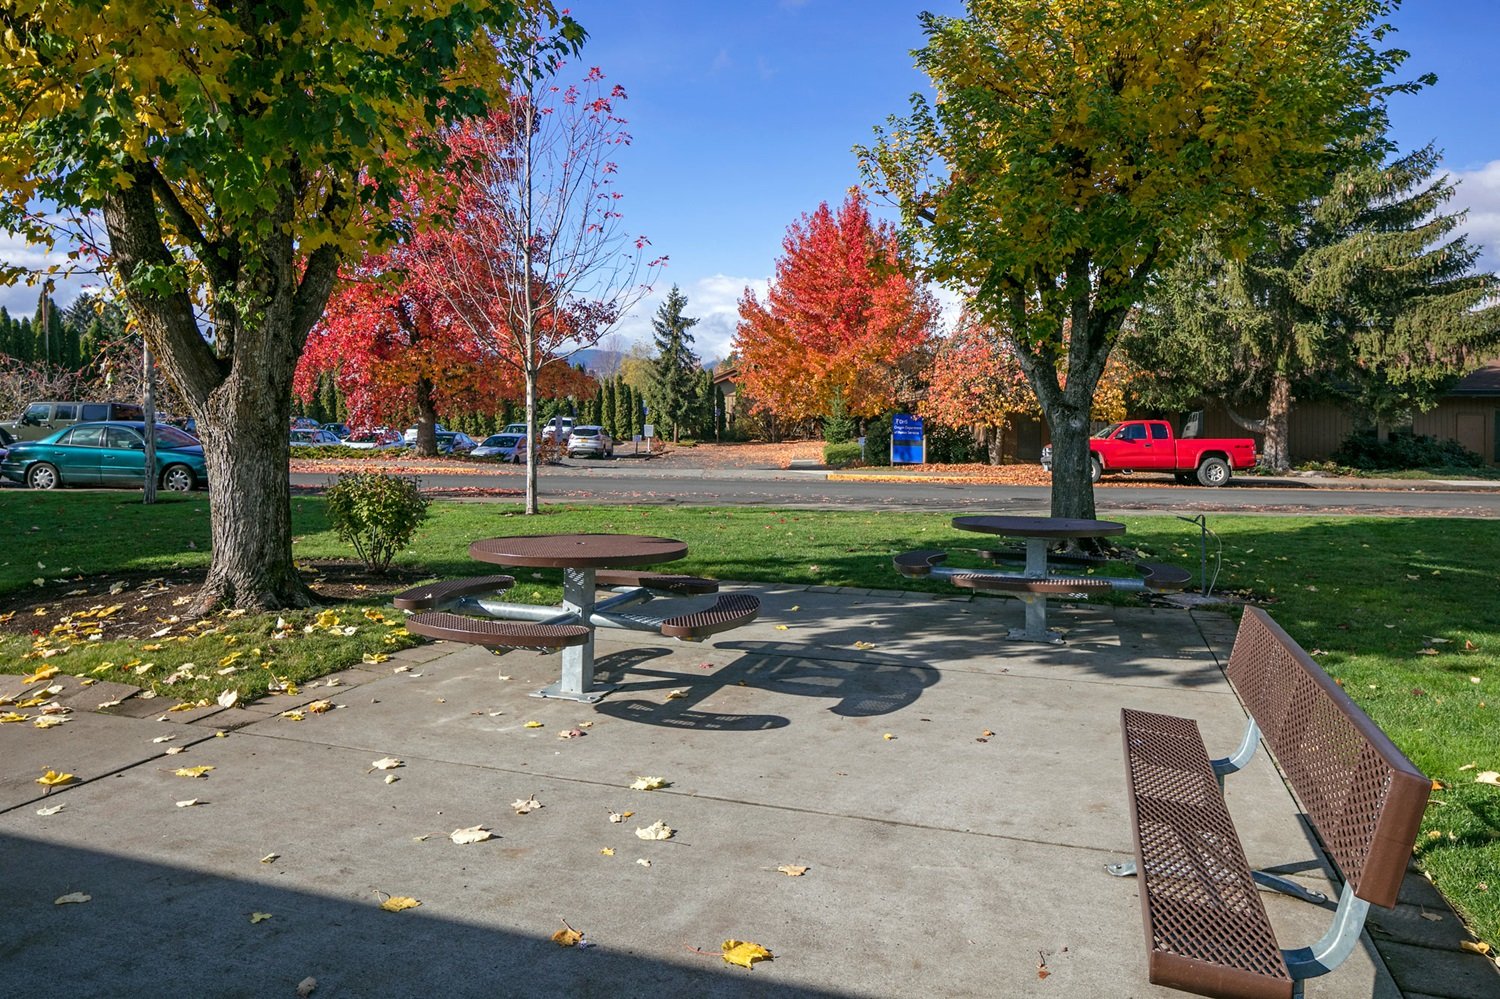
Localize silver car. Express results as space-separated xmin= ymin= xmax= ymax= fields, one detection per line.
xmin=566 ymin=425 xmax=614 ymax=459
xmin=472 ymin=433 xmax=527 ymax=463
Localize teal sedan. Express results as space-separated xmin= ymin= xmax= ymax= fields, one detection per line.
xmin=0 ymin=421 xmax=208 ymax=492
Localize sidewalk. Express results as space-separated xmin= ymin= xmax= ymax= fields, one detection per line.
xmin=2 ymin=586 xmax=1492 ymax=997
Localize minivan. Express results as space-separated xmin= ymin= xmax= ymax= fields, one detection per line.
xmin=1 ymin=401 xmax=146 ymax=442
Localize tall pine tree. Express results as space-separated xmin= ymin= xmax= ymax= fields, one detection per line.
xmin=1129 ymin=141 xmax=1500 ymax=470
xmin=648 ymin=285 xmax=700 ymax=443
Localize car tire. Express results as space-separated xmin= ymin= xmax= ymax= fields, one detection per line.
xmin=26 ymin=462 xmax=60 ymax=490
xmin=1089 ymin=456 xmax=1103 ymax=483
xmin=161 ymin=464 xmax=196 ymax=492
xmin=1196 ymin=456 xmax=1231 ymax=487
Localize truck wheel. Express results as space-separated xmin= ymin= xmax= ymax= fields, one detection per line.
xmin=1089 ymin=456 xmax=1102 ymax=483
xmin=1197 ymin=457 xmax=1231 ymax=487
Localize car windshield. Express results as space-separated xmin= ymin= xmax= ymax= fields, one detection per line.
xmin=1092 ymin=424 xmax=1120 ymax=439
xmin=154 ymin=426 xmax=200 ymax=449
xmin=489 ymin=435 xmax=521 ymax=447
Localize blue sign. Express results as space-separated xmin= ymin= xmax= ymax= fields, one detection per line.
xmin=891 ymin=414 xmax=925 ymax=464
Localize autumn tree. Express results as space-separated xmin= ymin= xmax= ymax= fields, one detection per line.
xmin=734 ymin=188 xmax=938 ymax=426
xmin=860 ymin=0 xmax=1416 ymax=519
xmin=410 ymin=52 xmax=661 ymax=514
xmin=648 ymin=285 xmax=701 ymax=443
xmin=0 ymin=1 xmax=580 ymax=609
xmin=923 ymin=311 xmax=1127 ymax=464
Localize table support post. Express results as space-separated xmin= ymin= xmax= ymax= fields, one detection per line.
xmin=1006 ymin=538 xmax=1062 ymax=642
xmin=534 ymin=567 xmax=616 ymax=703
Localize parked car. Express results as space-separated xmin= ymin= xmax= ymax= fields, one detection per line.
xmin=322 ymin=423 xmax=352 ymax=439
xmin=290 ymin=428 xmax=343 ymax=447
xmin=1040 ymin=419 xmax=1257 ymax=487
xmin=435 ymin=431 xmax=478 ymax=455
xmin=1 ymin=401 xmax=146 ymax=443
xmin=471 ymin=433 xmax=527 ymax=462
xmin=402 ymin=424 xmax=448 ymax=444
xmin=290 ymin=416 xmax=322 ymax=431
xmin=501 ymin=422 xmax=529 ymax=436
xmin=566 ymin=424 xmax=614 ymax=459
xmin=0 ymin=424 xmax=14 ymax=464
xmin=343 ymin=428 xmax=404 ymax=450
xmin=1 ymin=421 xmax=207 ymax=491
xmin=540 ymin=416 xmax=575 ymax=442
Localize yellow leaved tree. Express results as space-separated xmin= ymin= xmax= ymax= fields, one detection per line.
xmin=0 ymin=1 xmax=581 ymax=610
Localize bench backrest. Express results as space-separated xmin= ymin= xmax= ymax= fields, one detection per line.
xmin=1225 ymin=607 xmax=1431 ymax=909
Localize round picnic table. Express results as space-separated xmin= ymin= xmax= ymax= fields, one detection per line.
xmin=468 ymin=533 xmax=690 ymax=703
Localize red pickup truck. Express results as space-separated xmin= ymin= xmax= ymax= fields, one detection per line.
xmin=1041 ymin=420 xmax=1257 ymax=486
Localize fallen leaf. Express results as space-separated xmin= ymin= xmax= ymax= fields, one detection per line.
xmin=282 ymin=710 xmax=305 ymax=722
xmin=635 ymin=820 xmax=674 ymax=841
xmin=557 ymin=728 xmax=585 ymax=739
xmin=721 ymin=940 xmax=772 ymax=969
xmin=378 ymin=895 xmax=421 ymax=913
xmin=608 ymin=809 xmax=634 ymax=823
xmin=774 ymin=624 xmax=789 ymax=631
xmin=636 ymin=858 xmax=652 ymax=868
xmin=512 ymin=794 xmax=543 ymax=814
xmin=216 ymin=689 xmax=240 ymax=708
xmin=600 ymin=847 xmax=615 ymax=856
xmin=883 ymin=733 xmax=895 ymax=741
xmin=450 ymin=825 xmax=493 ymax=845
xmin=370 ymin=757 xmax=403 ymax=771
xmin=307 ymin=700 xmax=333 ymax=714
xmin=665 ymin=689 xmax=688 ymax=700
xmin=1460 ymin=763 xmax=1477 ymax=771
xmin=152 ymin=735 xmax=176 ymax=744
xmin=36 ymin=770 xmax=76 ymax=788
xmin=776 ymin=865 xmax=809 ymax=877
xmin=36 ymin=804 xmax=65 ymax=816
xmin=1420 ymin=912 xmax=1443 ymax=922
xmin=54 ymin=892 xmax=91 ymax=905
xmin=260 ymin=853 xmax=279 ymax=864
xmin=296 ymin=977 xmax=317 ymax=998
xmin=852 ymin=641 xmax=876 ymax=650
xmin=174 ymin=766 xmax=214 ymax=778
xmin=1433 ymin=779 xmax=1445 ymax=791
xmin=175 ymin=799 xmax=201 ymax=808
xmin=1460 ymin=940 xmax=1491 ymax=955
xmin=981 ymin=729 xmax=995 ymax=737
xmin=630 ymin=776 xmax=668 ymax=791
xmin=384 ymin=774 xmax=399 ymax=784
xmin=0 ymin=712 xmax=28 ymax=723
xmin=250 ymin=912 xmax=273 ymax=923
xmin=1476 ymin=771 xmax=1500 ymax=787
xmin=164 ymin=746 xmax=185 ymax=755
xmin=552 ymin=924 xmax=583 ymax=947
xmin=523 ymin=720 xmax=544 ymax=728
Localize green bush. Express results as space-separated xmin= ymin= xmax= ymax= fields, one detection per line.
xmin=823 ymin=442 xmax=864 ymax=468
xmin=324 ymin=472 xmax=430 ymax=572
xmin=925 ymin=423 xmax=979 ymax=463
xmin=291 ymin=445 xmax=398 ymax=460
xmin=823 ymin=391 xmax=856 ymax=444
xmin=1330 ymin=431 xmax=1482 ymax=470
xmin=863 ymin=414 xmax=893 ymax=466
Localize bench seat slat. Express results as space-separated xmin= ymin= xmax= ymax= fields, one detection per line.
xmin=1122 ymin=707 xmax=1293 ymax=999
xmin=392 ymin=575 xmax=515 ymax=611
xmin=405 ymin=612 xmax=589 ymax=650
xmin=1137 ymin=562 xmax=1194 ymax=592
xmin=952 ymin=574 xmax=1115 ymax=594
xmin=659 ymin=594 xmax=760 ymax=640
xmin=892 ymin=549 xmax=947 ymax=578
xmin=594 ymin=570 xmax=719 ymax=594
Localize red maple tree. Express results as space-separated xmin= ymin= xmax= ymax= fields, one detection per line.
xmin=733 ymin=189 xmax=937 ymax=424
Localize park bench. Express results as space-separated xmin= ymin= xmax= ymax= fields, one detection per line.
xmin=1111 ymin=607 xmax=1430 ymax=999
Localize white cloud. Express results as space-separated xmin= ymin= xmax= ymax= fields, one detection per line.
xmin=0 ymin=229 xmax=98 ymax=317
xmin=613 ymin=273 xmax=770 ymax=364
xmin=1450 ymin=159 xmax=1500 ymax=277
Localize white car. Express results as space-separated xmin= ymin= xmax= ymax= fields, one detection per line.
xmin=540 ymin=416 xmax=575 ymax=441
xmin=566 ymin=425 xmax=614 ymax=459
xmin=290 ymin=428 xmax=342 ymax=447
xmin=471 ymin=433 xmax=527 ymax=462
xmin=344 ymin=429 xmax=404 ymax=450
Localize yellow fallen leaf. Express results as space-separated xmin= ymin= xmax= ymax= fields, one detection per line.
xmin=175 ymin=799 xmax=201 ymax=808
xmin=787 ymin=605 xmax=800 ymax=612
xmin=600 ymin=847 xmax=615 ymax=856
xmin=260 ymin=853 xmax=279 ymax=864
xmin=307 ymin=700 xmax=333 ymax=714
xmin=511 ymin=794 xmax=543 ymax=814
xmin=55 ymin=892 xmax=91 ymax=905
xmin=450 ymin=825 xmax=493 ymax=844
xmin=379 ymin=895 xmax=421 ymax=913
xmin=216 ymin=689 xmax=239 ymax=709
xmin=22 ymin=664 xmax=59 ymax=684
xmin=174 ymin=766 xmax=214 ymax=778
xmin=776 ymin=864 xmax=809 ymax=877
xmin=608 ymin=810 xmax=634 ymax=823
xmin=552 ymin=925 xmax=582 ymax=947
xmin=315 ymin=610 xmax=340 ymax=629
xmin=721 ymin=940 xmax=772 ymax=969
xmin=36 ymin=804 xmax=65 ymax=816
xmin=1460 ymin=763 xmax=1477 ymax=771
xmin=665 ymin=689 xmax=688 ymax=700
xmin=370 ymin=757 xmax=403 ymax=771
xmin=250 ymin=912 xmax=273 ymax=923
xmin=630 ymin=776 xmax=668 ymax=791
xmin=1477 ymin=771 xmax=1500 ymax=787
xmin=282 ymin=710 xmax=305 ymax=721
xmin=774 ymin=624 xmax=789 ymax=631
xmin=883 ymin=733 xmax=895 ymax=741
xmin=853 ymin=641 xmax=876 ymax=650
xmin=523 ymin=720 xmax=544 ymax=728
xmin=36 ymin=770 xmax=75 ymax=787
xmin=1460 ymin=940 xmax=1490 ymax=955
xmin=636 ymin=858 xmax=652 ymax=868
xmin=635 ymin=820 xmax=674 ymax=841
xmin=1 ymin=712 xmax=29 ymax=723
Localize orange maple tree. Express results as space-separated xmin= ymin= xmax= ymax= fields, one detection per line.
xmin=733 ymin=189 xmax=937 ymax=423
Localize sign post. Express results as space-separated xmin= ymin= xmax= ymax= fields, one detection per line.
xmin=891 ymin=415 xmax=925 ymax=465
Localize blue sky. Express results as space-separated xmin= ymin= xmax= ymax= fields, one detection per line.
xmin=4 ymin=1 xmax=1496 ymax=363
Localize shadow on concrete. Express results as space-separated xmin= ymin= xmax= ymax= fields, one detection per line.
xmin=0 ymin=831 xmax=855 ymax=999
xmin=592 ymin=643 xmax=939 ymax=731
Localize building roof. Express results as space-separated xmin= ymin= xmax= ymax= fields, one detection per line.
xmin=1449 ymin=361 xmax=1500 ymax=397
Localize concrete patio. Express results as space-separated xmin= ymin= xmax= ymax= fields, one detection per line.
xmin=2 ymin=584 xmax=1489 ymax=998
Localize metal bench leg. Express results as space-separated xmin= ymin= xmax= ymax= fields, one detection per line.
xmin=1007 ymin=594 xmax=1062 ymax=643
xmin=1105 ymin=860 xmax=1136 ymax=877
xmin=535 ymin=567 xmax=615 ymax=703
xmin=1252 ymin=870 xmax=1329 ymax=905
xmin=1284 ymin=883 xmax=1370 ymax=981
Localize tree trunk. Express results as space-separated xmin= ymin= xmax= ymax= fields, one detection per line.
xmin=985 ymin=424 xmax=1004 ymax=466
xmin=1263 ymin=375 xmax=1293 ymax=471
xmin=1045 ymin=400 xmax=1098 ymax=521
xmin=524 ymin=368 xmax=539 ymax=515
xmin=413 ymin=377 xmax=439 ymax=457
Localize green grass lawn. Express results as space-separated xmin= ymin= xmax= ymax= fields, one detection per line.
xmin=2 ymin=491 xmax=1497 ymax=948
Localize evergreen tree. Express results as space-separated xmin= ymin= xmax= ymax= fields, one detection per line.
xmin=1129 ymin=141 xmax=1500 ymax=470
xmin=714 ymin=383 xmax=727 ymax=440
xmin=0 ymin=307 xmax=13 ymax=358
xmin=648 ymin=285 xmax=700 ymax=443
xmin=599 ymin=378 xmax=616 ymax=437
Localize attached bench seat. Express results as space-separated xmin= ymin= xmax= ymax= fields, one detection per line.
xmin=1136 ymin=561 xmax=1193 ymax=592
xmin=951 ymin=573 xmax=1114 ymax=594
xmin=404 ymin=612 xmax=589 ymax=650
xmin=594 ymin=570 xmax=719 ymax=594
xmin=660 ymin=594 xmax=760 ymax=640
xmin=979 ymin=546 xmax=1117 ymax=568
xmin=893 ymin=549 xmax=947 ymax=577
xmin=392 ymin=575 xmax=515 ymax=611
xmin=1116 ymin=607 xmax=1431 ymax=998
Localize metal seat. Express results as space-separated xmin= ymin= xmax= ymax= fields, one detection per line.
xmin=392 ymin=575 xmax=515 ymax=611
xmin=404 ymin=612 xmax=588 ymax=650
xmin=594 ymin=570 xmax=719 ymax=594
xmin=659 ymin=594 xmax=760 ymax=639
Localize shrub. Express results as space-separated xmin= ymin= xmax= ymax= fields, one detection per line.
xmin=324 ymin=472 xmax=430 ymax=573
xmin=1330 ymin=431 xmax=1482 ymax=470
xmin=823 ymin=392 xmax=856 ymax=444
xmin=863 ymin=413 xmax=893 ymax=466
xmin=925 ymin=423 xmax=979 ymax=464
xmin=823 ymin=442 xmax=864 ymax=468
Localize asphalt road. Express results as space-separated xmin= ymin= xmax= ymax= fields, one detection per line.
xmin=289 ymin=463 xmax=1500 ymax=516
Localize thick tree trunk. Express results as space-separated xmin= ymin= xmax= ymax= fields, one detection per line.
xmin=1221 ymin=372 xmax=1293 ymax=471
xmin=413 ymin=377 xmax=439 ymax=457
xmin=1045 ymin=399 xmax=1098 ymax=521
xmin=985 ymin=424 xmax=1005 ymax=466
